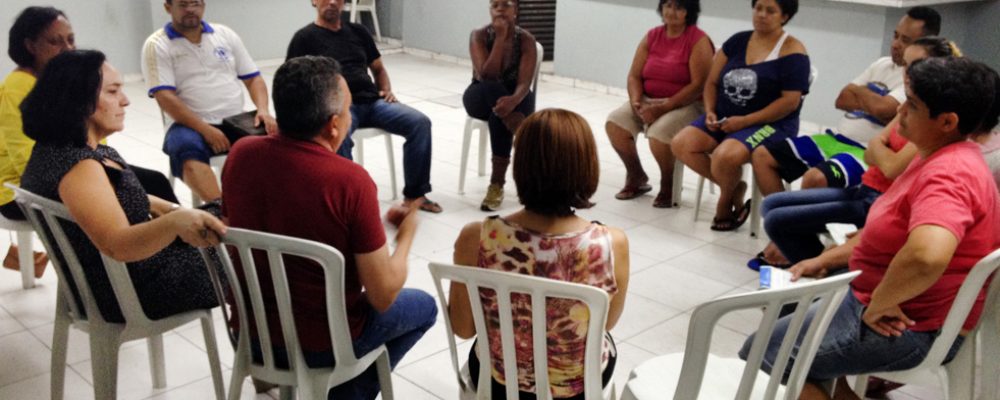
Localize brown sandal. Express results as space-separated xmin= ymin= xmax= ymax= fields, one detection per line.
xmin=615 ymin=184 xmax=652 ymax=200
xmin=652 ymin=191 xmax=672 ymax=208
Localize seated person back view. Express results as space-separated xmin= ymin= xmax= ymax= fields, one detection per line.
xmin=449 ymin=109 xmax=631 ymax=399
xmin=751 ymin=6 xmax=941 ymax=195
xmin=287 ymin=0 xmax=441 ymax=213
xmin=221 ymin=56 xmax=437 ymax=400
xmin=141 ymin=0 xmax=276 ymax=203
xmin=19 ymin=49 xmax=225 ymax=323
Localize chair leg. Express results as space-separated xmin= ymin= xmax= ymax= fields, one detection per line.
xmin=671 ymin=161 xmax=684 ymax=208
xmin=852 ymin=374 xmax=869 ymax=397
xmin=17 ymin=230 xmax=34 ymax=289
xmin=945 ymin=336 xmax=976 ymax=400
xmin=50 ymin=295 xmax=71 ymax=400
xmin=369 ymin=5 xmax=382 ymax=42
xmin=356 ymin=137 xmax=366 ymax=167
xmin=384 ymin=134 xmax=398 ymax=200
xmin=200 ymin=314 xmax=226 ymax=400
xmin=693 ymin=176 xmax=706 ymax=221
xmin=90 ymin=329 xmax=122 ymax=400
xmin=750 ymin=178 xmax=763 ymax=238
xmin=477 ymin=129 xmax=488 ymax=177
xmin=376 ymin=350 xmax=394 ymax=400
xmin=148 ymin=334 xmax=167 ymax=389
xmin=278 ymin=386 xmax=294 ymax=400
xmin=459 ymin=119 xmax=474 ymax=195
xmin=226 ymin=335 xmax=251 ymax=400
xmin=350 ymin=0 xmax=359 ymax=23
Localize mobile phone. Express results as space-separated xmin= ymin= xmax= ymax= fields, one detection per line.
xmin=712 ymin=117 xmax=728 ymax=126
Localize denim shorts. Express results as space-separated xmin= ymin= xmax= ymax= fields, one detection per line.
xmin=162 ymin=123 xmax=214 ymax=179
xmin=740 ymin=293 xmax=965 ymax=383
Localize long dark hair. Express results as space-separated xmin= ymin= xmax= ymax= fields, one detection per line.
xmin=20 ymin=50 xmax=106 ymax=147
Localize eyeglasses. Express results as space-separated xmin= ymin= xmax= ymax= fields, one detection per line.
xmin=490 ymin=1 xmax=515 ymax=10
xmin=175 ymin=1 xmax=204 ymax=9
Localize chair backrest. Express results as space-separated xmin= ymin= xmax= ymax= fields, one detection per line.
xmin=429 ymin=262 xmax=610 ymax=400
xmin=8 ymin=184 xmax=154 ymax=326
xmin=674 ymin=270 xmax=860 ymax=400
xmin=204 ymin=228 xmax=365 ymax=387
xmin=903 ymin=247 xmax=1000 ymax=372
xmin=531 ymin=41 xmax=544 ymax=94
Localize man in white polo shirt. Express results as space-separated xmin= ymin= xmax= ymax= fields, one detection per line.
xmin=141 ymin=0 xmax=276 ymax=203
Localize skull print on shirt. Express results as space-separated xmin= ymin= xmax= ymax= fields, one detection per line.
xmin=723 ymin=68 xmax=758 ymax=107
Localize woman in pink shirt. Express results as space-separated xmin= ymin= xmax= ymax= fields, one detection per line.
xmin=742 ymin=57 xmax=1000 ymax=400
xmin=606 ymin=0 xmax=713 ymax=207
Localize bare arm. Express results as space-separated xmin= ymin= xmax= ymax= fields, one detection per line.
xmin=470 ymin=27 xmax=510 ymax=81
xmin=790 ymin=230 xmax=863 ymax=280
xmin=842 ymin=84 xmax=900 ymax=124
xmin=448 ymin=222 xmax=482 ymax=339
xmin=59 ymin=160 xmax=226 ymax=262
xmin=834 ymin=84 xmax=863 ymax=112
xmin=368 ymin=57 xmax=396 ymax=102
xmin=605 ymin=227 xmax=630 ymax=330
xmin=508 ymin=32 xmax=538 ymax=104
xmin=354 ymin=210 xmax=417 ymax=312
xmin=626 ymin=36 xmax=650 ymax=110
xmin=864 ymin=225 xmax=958 ymax=336
xmin=154 ymin=90 xmax=231 ymax=153
xmin=242 ymin=75 xmax=277 ymax=135
xmin=702 ymin=50 xmax=727 ymax=119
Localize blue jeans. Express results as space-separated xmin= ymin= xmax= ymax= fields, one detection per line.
xmin=462 ymin=80 xmax=536 ymax=158
xmin=250 ymin=289 xmax=438 ymax=400
xmin=340 ymin=100 xmax=434 ymax=199
xmin=739 ymin=293 xmax=964 ymax=382
xmin=762 ymin=185 xmax=882 ymax=263
xmin=163 ymin=123 xmax=214 ymax=179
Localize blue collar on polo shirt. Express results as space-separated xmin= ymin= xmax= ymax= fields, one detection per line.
xmin=164 ymin=21 xmax=215 ymax=40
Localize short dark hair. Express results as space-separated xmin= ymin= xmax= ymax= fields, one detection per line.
xmin=272 ymin=56 xmax=345 ymax=140
xmin=7 ymin=6 xmax=67 ymax=68
xmin=907 ymin=6 xmax=941 ymax=36
xmin=977 ymin=67 xmax=1000 ymax=134
xmin=752 ymin=0 xmax=798 ymax=25
xmin=657 ymin=0 xmax=701 ymax=26
xmin=906 ymin=57 xmax=997 ymax=136
xmin=513 ymin=109 xmax=599 ymax=216
xmin=20 ymin=50 xmax=106 ymax=147
xmin=912 ymin=36 xmax=961 ymax=58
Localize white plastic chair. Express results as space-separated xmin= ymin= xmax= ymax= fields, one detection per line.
xmin=0 ymin=213 xmax=38 ymax=289
xmin=458 ymin=41 xmax=545 ymax=195
xmin=852 ymin=248 xmax=1000 ymax=400
xmin=429 ymin=262 xmax=616 ymax=400
xmin=8 ymin=184 xmax=225 ymax=400
xmin=203 ymin=227 xmax=393 ymax=400
xmin=621 ymin=270 xmax=860 ymax=400
xmin=346 ymin=0 xmax=381 ymax=42
xmin=353 ymin=128 xmax=399 ymax=200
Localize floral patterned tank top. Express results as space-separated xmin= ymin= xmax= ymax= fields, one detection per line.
xmin=477 ymin=216 xmax=617 ymax=397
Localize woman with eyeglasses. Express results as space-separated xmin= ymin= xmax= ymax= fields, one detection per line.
xmin=463 ymin=0 xmax=539 ymax=212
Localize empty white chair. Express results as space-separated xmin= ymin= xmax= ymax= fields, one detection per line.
xmin=353 ymin=127 xmax=399 ymax=200
xmin=0 ymin=213 xmax=38 ymax=289
xmin=459 ymin=42 xmax=545 ymax=195
xmin=621 ymin=270 xmax=860 ymax=400
xmin=204 ymin=227 xmax=393 ymax=400
xmin=429 ymin=262 xmax=616 ymax=400
xmin=852 ymin=248 xmax=1000 ymax=400
xmin=9 ymin=185 xmax=225 ymax=400
xmin=346 ymin=0 xmax=381 ymax=42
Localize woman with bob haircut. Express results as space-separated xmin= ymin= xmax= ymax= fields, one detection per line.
xmin=448 ymin=108 xmax=631 ymax=399
xmin=742 ymin=57 xmax=1000 ymax=400
xmin=607 ymin=0 xmax=714 ymax=208
xmin=671 ymin=0 xmax=810 ymax=231
xmin=18 ymin=49 xmax=225 ymax=323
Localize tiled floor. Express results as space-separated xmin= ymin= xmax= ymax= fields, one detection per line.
xmin=0 ymin=52 xmax=960 ymax=399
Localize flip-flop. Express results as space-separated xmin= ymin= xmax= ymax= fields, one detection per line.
xmin=615 ymin=184 xmax=652 ymax=200
xmin=710 ymin=199 xmax=752 ymax=232
xmin=652 ymin=191 xmax=672 ymax=208
xmin=733 ymin=199 xmax=752 ymax=229
xmin=418 ymin=198 xmax=444 ymax=214
xmin=747 ymin=251 xmax=792 ymax=272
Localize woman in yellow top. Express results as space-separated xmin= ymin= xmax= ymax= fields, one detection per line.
xmin=0 ymin=6 xmax=75 ymax=275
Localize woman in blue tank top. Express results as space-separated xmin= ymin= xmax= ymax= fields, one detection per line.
xmin=671 ymin=0 xmax=811 ymax=231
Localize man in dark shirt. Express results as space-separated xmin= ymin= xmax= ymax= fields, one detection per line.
xmin=287 ymin=0 xmax=442 ymax=213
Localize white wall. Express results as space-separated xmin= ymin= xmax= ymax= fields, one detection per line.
xmin=1 ymin=0 xmax=401 ymax=75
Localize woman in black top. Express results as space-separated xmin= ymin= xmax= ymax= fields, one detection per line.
xmin=19 ymin=50 xmax=225 ymax=322
xmin=463 ymin=0 xmax=538 ymax=212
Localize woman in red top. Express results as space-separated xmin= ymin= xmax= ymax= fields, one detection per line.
xmin=606 ymin=0 xmax=714 ymax=207
xmin=743 ymin=57 xmax=1000 ymax=400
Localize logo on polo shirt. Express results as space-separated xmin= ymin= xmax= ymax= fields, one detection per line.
xmin=213 ymin=46 xmax=231 ymax=62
